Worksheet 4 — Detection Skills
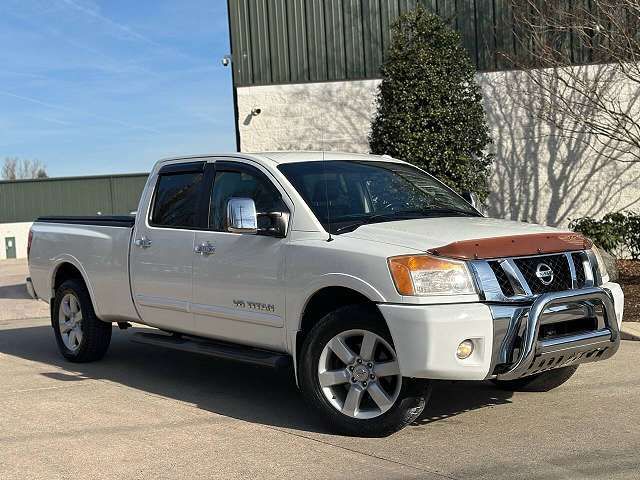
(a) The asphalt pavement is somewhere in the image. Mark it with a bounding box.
[1,315,639,480]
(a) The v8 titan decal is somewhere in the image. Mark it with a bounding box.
[233,299,275,313]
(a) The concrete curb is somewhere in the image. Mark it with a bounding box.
[621,322,640,341]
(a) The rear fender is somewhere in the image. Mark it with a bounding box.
[50,255,100,318]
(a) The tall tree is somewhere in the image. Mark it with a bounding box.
[369,6,493,199]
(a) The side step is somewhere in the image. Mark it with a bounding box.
[131,331,292,369]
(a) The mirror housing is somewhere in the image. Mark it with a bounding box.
[461,191,486,215]
[226,197,290,237]
[461,191,477,207]
[227,198,258,234]
[258,211,290,238]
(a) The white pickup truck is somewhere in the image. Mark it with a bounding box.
[27,152,624,436]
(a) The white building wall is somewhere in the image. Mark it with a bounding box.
[0,222,32,260]
[237,71,640,228]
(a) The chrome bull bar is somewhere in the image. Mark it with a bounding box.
[496,287,620,381]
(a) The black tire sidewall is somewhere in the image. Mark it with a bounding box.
[299,304,429,437]
[52,279,111,362]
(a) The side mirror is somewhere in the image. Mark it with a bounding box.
[461,191,487,215]
[258,211,290,238]
[227,198,258,234]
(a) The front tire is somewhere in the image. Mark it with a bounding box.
[299,305,431,437]
[52,279,112,362]
[492,365,579,392]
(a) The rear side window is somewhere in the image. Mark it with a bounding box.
[150,172,203,228]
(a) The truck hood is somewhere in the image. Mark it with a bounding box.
[341,217,562,252]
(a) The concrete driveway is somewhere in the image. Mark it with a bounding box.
[1,315,639,480]
[0,259,48,321]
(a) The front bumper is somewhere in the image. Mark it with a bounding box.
[378,282,623,381]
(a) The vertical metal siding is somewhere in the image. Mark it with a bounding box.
[476,0,496,71]
[228,0,603,87]
[379,1,400,63]
[324,0,347,79]
[249,0,272,84]
[228,0,254,87]
[0,174,148,223]
[268,0,290,84]
[343,0,366,79]
[306,0,328,81]
[494,0,515,70]
[287,0,310,82]
[362,0,384,78]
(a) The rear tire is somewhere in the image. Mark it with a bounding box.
[492,365,579,392]
[52,279,112,362]
[299,304,431,437]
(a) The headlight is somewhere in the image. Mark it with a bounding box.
[388,254,476,296]
[591,246,610,284]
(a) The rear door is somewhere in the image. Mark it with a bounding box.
[191,160,291,350]
[129,161,209,333]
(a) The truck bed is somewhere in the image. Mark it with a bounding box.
[29,216,140,323]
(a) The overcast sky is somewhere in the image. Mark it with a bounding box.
[0,0,235,177]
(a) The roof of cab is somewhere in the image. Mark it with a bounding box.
[154,151,405,167]
[255,151,402,164]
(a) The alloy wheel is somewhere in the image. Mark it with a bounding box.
[59,293,83,352]
[318,329,402,420]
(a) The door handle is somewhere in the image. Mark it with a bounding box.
[134,236,153,248]
[194,242,215,256]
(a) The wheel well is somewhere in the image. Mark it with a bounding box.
[297,287,382,356]
[53,263,85,295]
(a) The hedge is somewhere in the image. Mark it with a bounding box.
[569,212,640,259]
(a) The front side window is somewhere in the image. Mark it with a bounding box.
[150,172,203,228]
[278,161,479,234]
[209,167,286,232]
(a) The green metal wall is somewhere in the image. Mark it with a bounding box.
[227,0,584,87]
[0,173,149,223]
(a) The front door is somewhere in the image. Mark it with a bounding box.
[5,237,16,259]
[192,160,290,350]
[129,161,207,333]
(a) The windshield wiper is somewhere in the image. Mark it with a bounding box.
[333,211,429,234]
[419,208,480,217]
[333,208,479,234]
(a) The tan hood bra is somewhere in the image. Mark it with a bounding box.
[428,232,593,260]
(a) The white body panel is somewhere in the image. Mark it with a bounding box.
[28,151,625,383]
[192,230,288,350]
[29,222,138,323]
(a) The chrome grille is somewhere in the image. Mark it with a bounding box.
[489,261,515,297]
[471,250,599,302]
[513,254,572,294]
[572,252,586,288]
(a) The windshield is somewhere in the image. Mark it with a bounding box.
[278,160,480,234]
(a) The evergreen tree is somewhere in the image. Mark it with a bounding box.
[369,7,493,199]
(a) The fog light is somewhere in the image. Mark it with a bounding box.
[456,339,474,359]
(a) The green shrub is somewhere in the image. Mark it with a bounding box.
[369,6,493,200]
[569,212,640,259]
[625,214,640,260]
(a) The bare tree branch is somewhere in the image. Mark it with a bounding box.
[505,0,640,165]
[2,158,48,180]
